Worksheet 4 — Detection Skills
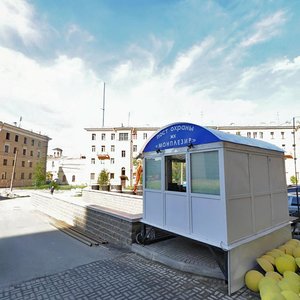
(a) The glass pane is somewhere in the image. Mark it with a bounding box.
[145,158,161,190]
[191,151,220,195]
[165,154,186,192]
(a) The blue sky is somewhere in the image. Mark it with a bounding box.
[1,0,300,155]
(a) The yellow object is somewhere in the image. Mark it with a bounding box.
[283,246,295,256]
[273,249,286,256]
[262,255,276,265]
[259,277,281,295]
[276,257,297,274]
[244,269,264,292]
[283,271,300,282]
[268,251,282,258]
[281,290,300,300]
[266,271,283,281]
[293,247,300,258]
[278,278,299,294]
[261,291,286,300]
[257,257,275,272]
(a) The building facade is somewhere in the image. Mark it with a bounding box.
[213,125,300,184]
[0,121,51,188]
[84,126,158,187]
[47,148,88,186]
[85,124,300,187]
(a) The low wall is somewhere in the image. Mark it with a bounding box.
[32,191,143,248]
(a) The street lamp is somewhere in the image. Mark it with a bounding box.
[292,117,300,216]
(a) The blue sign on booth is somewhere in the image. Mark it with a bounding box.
[143,122,220,152]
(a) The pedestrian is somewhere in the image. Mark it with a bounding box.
[50,186,55,195]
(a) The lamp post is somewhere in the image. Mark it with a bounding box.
[292,117,299,216]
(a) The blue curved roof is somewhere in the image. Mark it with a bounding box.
[142,122,283,153]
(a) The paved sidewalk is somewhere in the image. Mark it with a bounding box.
[0,253,258,300]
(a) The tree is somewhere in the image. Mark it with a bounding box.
[98,169,110,186]
[33,161,46,187]
[291,175,298,185]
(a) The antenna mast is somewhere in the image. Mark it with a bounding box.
[102,82,105,127]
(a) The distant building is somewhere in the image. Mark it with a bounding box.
[47,148,88,186]
[0,121,51,188]
[85,124,300,186]
[84,126,158,187]
[212,125,299,184]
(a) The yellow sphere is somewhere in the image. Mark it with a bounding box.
[262,255,276,265]
[266,271,283,282]
[244,270,264,292]
[284,271,300,282]
[278,278,299,294]
[281,290,300,300]
[293,247,300,258]
[259,277,281,295]
[257,257,275,272]
[275,256,297,274]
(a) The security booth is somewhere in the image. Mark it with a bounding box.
[141,122,291,294]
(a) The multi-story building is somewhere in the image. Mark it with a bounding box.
[85,123,300,187]
[212,125,300,184]
[0,121,51,188]
[47,148,88,186]
[84,126,158,187]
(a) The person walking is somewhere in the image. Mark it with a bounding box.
[50,186,55,195]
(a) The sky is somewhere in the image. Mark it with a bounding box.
[1,0,300,156]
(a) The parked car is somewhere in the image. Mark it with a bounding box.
[287,185,300,194]
[288,193,300,216]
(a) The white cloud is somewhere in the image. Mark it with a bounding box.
[66,24,95,43]
[272,56,300,72]
[241,10,286,47]
[0,0,41,46]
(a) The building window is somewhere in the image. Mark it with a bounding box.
[92,145,96,152]
[281,132,285,139]
[121,150,126,157]
[23,148,26,155]
[21,173,25,180]
[6,132,10,140]
[24,137,27,144]
[4,145,9,153]
[37,151,40,158]
[101,133,106,140]
[133,145,137,152]
[253,132,257,139]
[31,139,34,146]
[121,167,126,176]
[111,145,115,152]
[247,132,251,138]
[270,132,274,139]
[1,172,7,179]
[165,154,186,192]
[29,162,33,168]
[3,159,7,166]
[110,173,114,179]
[30,150,33,156]
[143,133,147,139]
[110,158,115,164]
[22,161,25,167]
[101,145,105,152]
[12,160,14,166]
[132,132,137,140]
[90,173,95,180]
[92,133,96,140]
[52,161,55,167]
[111,133,115,140]
[29,173,32,179]
[91,158,95,164]
[259,132,264,139]
[15,135,19,142]
[13,147,17,154]
[191,151,220,195]
[145,157,161,190]
[72,175,75,182]
[119,133,129,141]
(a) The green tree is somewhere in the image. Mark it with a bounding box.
[291,175,298,185]
[33,161,46,187]
[98,169,110,186]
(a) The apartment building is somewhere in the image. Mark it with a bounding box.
[213,125,299,184]
[85,123,300,187]
[0,121,51,188]
[84,126,158,187]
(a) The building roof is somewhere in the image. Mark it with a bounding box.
[84,126,159,132]
[142,122,284,153]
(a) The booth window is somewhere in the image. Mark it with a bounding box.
[145,157,161,190]
[190,151,220,195]
[165,154,186,192]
